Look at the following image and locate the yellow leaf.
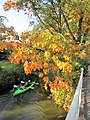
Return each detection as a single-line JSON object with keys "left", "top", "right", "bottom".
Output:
{"left": 44, "top": 51, "right": 50, "bottom": 58}
{"left": 68, "top": 19, "right": 72, "bottom": 23}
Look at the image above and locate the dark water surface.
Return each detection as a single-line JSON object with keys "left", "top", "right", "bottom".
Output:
{"left": 0, "top": 89, "right": 66, "bottom": 120}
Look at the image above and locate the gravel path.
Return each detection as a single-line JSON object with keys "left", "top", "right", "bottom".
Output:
{"left": 79, "top": 65, "right": 90, "bottom": 120}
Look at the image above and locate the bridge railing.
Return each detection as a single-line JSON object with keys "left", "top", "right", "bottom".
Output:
{"left": 65, "top": 68, "right": 84, "bottom": 120}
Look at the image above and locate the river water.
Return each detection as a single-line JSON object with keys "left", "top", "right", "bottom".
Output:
{"left": 0, "top": 88, "right": 66, "bottom": 120}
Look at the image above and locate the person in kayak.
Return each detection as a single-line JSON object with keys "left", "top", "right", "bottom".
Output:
{"left": 13, "top": 85, "right": 18, "bottom": 90}
{"left": 14, "top": 80, "right": 31, "bottom": 90}
{"left": 25, "top": 80, "right": 31, "bottom": 87}
{"left": 20, "top": 81, "right": 25, "bottom": 90}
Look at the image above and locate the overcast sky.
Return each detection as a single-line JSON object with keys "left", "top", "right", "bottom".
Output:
{"left": 0, "top": 0, "right": 33, "bottom": 33}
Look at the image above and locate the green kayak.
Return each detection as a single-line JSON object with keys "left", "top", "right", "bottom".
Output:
{"left": 13, "top": 81, "right": 36, "bottom": 97}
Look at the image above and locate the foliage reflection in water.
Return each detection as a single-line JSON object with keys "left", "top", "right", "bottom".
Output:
{"left": 0, "top": 89, "right": 66, "bottom": 120}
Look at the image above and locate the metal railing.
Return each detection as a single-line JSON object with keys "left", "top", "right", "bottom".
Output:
{"left": 65, "top": 68, "right": 84, "bottom": 120}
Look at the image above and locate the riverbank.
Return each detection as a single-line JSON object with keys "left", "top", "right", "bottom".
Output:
{"left": 0, "top": 61, "right": 21, "bottom": 93}
{"left": 0, "top": 60, "right": 39, "bottom": 94}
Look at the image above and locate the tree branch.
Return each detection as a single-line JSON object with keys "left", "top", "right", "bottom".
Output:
{"left": 30, "top": 1, "right": 54, "bottom": 35}
{"left": 51, "top": 0, "right": 61, "bottom": 33}
{"left": 77, "top": 15, "right": 83, "bottom": 42}
{"left": 82, "top": 27, "right": 89, "bottom": 44}
{"left": 62, "top": 11, "right": 76, "bottom": 40}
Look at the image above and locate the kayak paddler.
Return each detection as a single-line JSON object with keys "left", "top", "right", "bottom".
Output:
{"left": 20, "top": 81, "right": 25, "bottom": 90}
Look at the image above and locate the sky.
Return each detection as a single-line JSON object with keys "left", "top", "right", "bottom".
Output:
{"left": 0, "top": 0, "right": 33, "bottom": 33}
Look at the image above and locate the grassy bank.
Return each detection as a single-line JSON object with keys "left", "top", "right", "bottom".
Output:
{"left": 0, "top": 60, "right": 41, "bottom": 94}
{"left": 0, "top": 60, "right": 20, "bottom": 73}
{"left": 0, "top": 60, "right": 26, "bottom": 94}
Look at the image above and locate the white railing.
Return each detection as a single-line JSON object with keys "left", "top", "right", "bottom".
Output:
{"left": 65, "top": 68, "right": 84, "bottom": 120}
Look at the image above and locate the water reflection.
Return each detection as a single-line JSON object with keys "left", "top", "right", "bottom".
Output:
{"left": 0, "top": 89, "right": 66, "bottom": 120}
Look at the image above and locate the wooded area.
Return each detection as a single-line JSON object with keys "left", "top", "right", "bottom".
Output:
{"left": 0, "top": 0, "right": 90, "bottom": 111}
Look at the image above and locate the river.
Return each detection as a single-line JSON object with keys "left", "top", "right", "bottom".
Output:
{"left": 0, "top": 88, "right": 66, "bottom": 120}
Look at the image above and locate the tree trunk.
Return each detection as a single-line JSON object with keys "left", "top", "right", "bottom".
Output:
{"left": 59, "top": 0, "right": 62, "bottom": 33}
{"left": 77, "top": 15, "right": 83, "bottom": 43}
{"left": 62, "top": 12, "right": 76, "bottom": 40}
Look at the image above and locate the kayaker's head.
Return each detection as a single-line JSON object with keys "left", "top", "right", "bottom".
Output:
{"left": 21, "top": 81, "right": 25, "bottom": 85}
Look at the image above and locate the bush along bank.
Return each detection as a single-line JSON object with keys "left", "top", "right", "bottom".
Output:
{"left": 50, "top": 57, "right": 89, "bottom": 111}
{"left": 0, "top": 61, "right": 44, "bottom": 95}
{"left": 0, "top": 62, "right": 30, "bottom": 94}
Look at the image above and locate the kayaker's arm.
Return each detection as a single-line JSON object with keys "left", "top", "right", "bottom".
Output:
{"left": 25, "top": 80, "right": 31, "bottom": 87}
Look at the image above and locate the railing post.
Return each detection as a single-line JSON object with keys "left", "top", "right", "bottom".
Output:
{"left": 65, "top": 68, "right": 83, "bottom": 120}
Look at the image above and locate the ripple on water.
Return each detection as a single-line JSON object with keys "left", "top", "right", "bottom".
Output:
{"left": 0, "top": 90, "right": 66, "bottom": 120}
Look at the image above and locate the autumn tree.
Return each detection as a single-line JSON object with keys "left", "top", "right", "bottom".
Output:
{"left": 0, "top": 15, "right": 20, "bottom": 59}
{"left": 0, "top": 15, "right": 19, "bottom": 43}
{"left": 3, "top": 0, "right": 90, "bottom": 44}
{"left": 0, "top": 0, "right": 88, "bottom": 110}
{"left": 0, "top": 29, "right": 85, "bottom": 110}
{"left": 0, "top": 0, "right": 89, "bottom": 110}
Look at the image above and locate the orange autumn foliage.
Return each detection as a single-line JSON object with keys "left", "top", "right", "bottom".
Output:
{"left": 39, "top": 72, "right": 43, "bottom": 78}
{"left": 0, "top": 29, "right": 85, "bottom": 111}
{"left": 43, "top": 76, "right": 49, "bottom": 83}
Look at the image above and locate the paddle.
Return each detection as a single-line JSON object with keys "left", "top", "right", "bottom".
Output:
{"left": 35, "top": 83, "right": 39, "bottom": 85}
{"left": 31, "top": 87, "right": 34, "bottom": 89}
{"left": 30, "top": 82, "right": 39, "bottom": 89}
